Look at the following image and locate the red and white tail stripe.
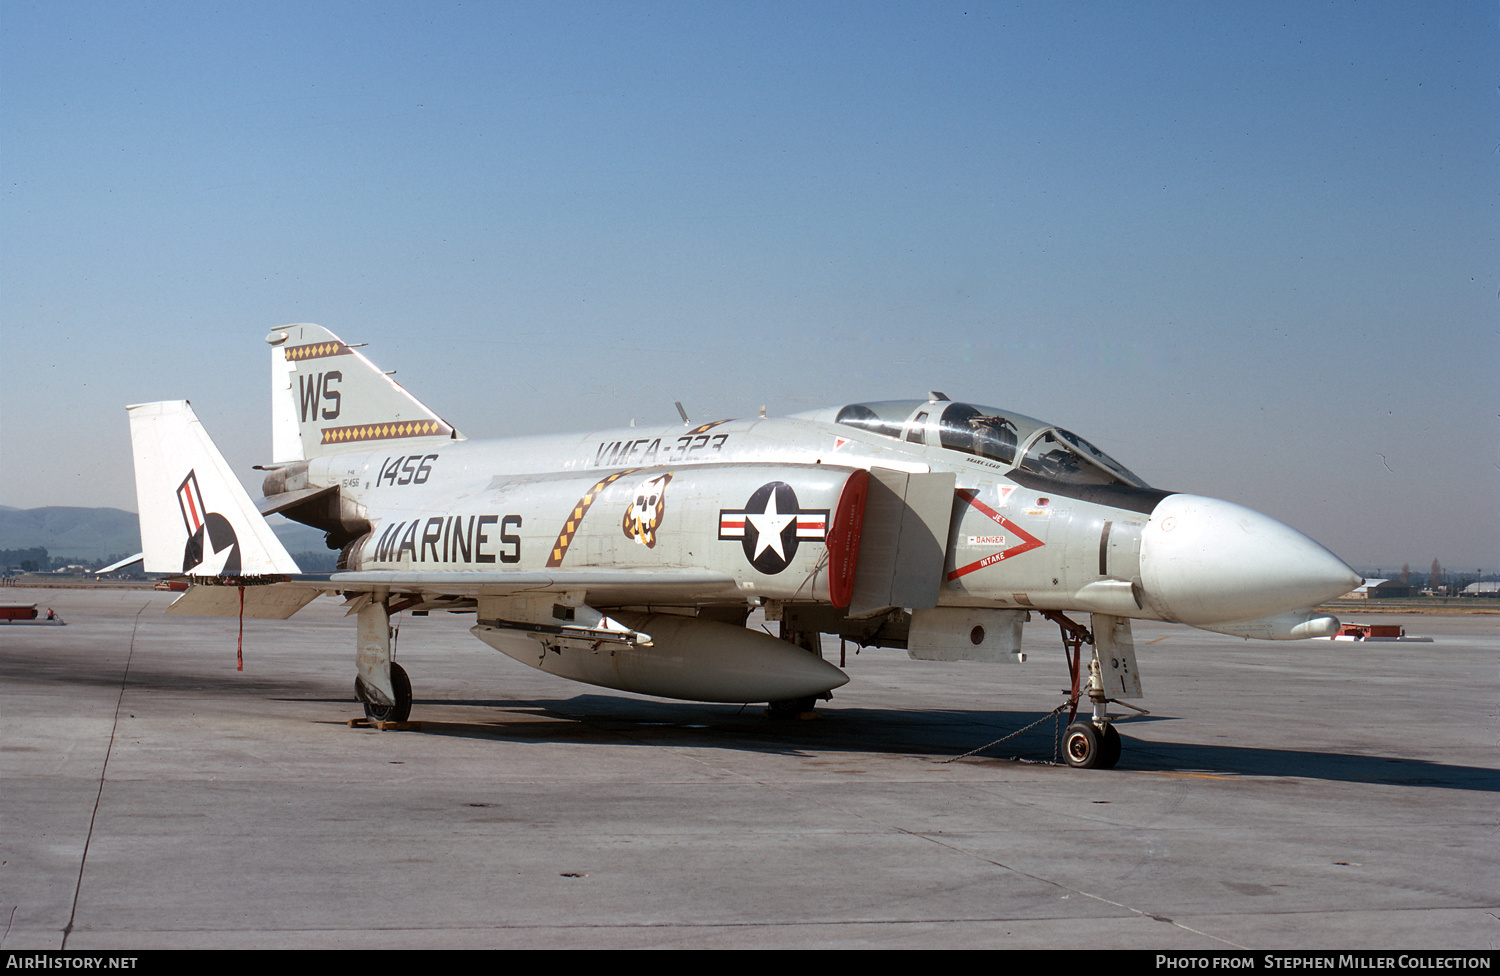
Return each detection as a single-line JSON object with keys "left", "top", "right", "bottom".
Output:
{"left": 177, "top": 471, "right": 205, "bottom": 534}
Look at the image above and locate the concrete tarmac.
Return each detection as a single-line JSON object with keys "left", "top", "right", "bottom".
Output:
{"left": 2, "top": 586, "right": 1495, "bottom": 949}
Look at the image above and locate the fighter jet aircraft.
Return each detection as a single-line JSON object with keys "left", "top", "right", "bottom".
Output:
{"left": 125, "top": 323, "right": 1361, "bottom": 768}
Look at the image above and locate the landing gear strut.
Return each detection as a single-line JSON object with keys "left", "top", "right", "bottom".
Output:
{"left": 354, "top": 596, "right": 414, "bottom": 724}
{"left": 1042, "top": 610, "right": 1124, "bottom": 769}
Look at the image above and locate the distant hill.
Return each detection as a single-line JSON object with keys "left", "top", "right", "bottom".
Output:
{"left": 0, "top": 506, "right": 332, "bottom": 562}
{"left": 0, "top": 507, "right": 142, "bottom": 561}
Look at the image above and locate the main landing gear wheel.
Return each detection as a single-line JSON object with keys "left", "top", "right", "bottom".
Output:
{"left": 766, "top": 695, "right": 817, "bottom": 719}
{"left": 359, "top": 662, "right": 412, "bottom": 723}
{"left": 1064, "top": 721, "right": 1121, "bottom": 770}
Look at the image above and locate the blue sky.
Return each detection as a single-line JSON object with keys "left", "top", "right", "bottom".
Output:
{"left": 3, "top": 1, "right": 1496, "bottom": 571}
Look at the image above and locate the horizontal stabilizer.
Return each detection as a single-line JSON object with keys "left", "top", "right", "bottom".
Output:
{"left": 96, "top": 553, "right": 144, "bottom": 574}
{"left": 165, "top": 582, "right": 323, "bottom": 619}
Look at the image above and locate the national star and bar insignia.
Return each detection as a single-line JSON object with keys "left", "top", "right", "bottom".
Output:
{"left": 718, "top": 482, "right": 828, "bottom": 575}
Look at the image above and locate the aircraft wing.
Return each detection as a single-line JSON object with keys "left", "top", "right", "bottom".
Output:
{"left": 327, "top": 567, "right": 741, "bottom": 604}
{"left": 164, "top": 567, "right": 741, "bottom": 618}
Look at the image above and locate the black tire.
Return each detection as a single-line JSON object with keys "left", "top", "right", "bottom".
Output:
{"left": 362, "top": 662, "right": 412, "bottom": 723}
{"left": 766, "top": 695, "right": 816, "bottom": 719}
{"left": 1098, "top": 723, "right": 1122, "bottom": 769}
{"left": 1064, "top": 721, "right": 1103, "bottom": 768}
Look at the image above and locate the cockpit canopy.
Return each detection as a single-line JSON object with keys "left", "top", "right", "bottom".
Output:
{"left": 834, "top": 398, "right": 1148, "bottom": 489}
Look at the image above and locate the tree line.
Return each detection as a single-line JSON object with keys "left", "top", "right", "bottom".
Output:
{"left": 2, "top": 547, "right": 338, "bottom": 574}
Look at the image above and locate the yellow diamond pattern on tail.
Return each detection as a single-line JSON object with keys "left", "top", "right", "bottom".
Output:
{"left": 285, "top": 341, "right": 351, "bottom": 361}
{"left": 320, "top": 419, "right": 451, "bottom": 445}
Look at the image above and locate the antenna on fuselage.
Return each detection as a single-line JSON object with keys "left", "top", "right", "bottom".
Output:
{"left": 675, "top": 402, "right": 690, "bottom": 426}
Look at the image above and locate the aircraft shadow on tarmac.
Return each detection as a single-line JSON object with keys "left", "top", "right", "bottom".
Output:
{"left": 316, "top": 692, "right": 1499, "bottom": 793}
{"left": 9, "top": 651, "right": 1491, "bottom": 791}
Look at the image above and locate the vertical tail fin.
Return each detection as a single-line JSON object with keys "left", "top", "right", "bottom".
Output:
{"left": 127, "top": 400, "right": 300, "bottom": 576}
{"left": 267, "top": 323, "right": 462, "bottom": 463}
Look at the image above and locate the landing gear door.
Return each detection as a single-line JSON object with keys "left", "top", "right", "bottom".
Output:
{"left": 1092, "top": 613, "right": 1143, "bottom": 699}
{"left": 847, "top": 468, "right": 957, "bottom": 618}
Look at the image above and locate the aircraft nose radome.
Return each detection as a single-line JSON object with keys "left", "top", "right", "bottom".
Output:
{"left": 1139, "top": 494, "right": 1362, "bottom": 626}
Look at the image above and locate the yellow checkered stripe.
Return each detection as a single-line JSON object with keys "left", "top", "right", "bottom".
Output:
{"left": 546, "top": 469, "right": 638, "bottom": 567}
{"left": 685, "top": 419, "right": 730, "bottom": 435}
{"left": 320, "top": 419, "right": 452, "bottom": 445}
{"left": 284, "top": 341, "right": 352, "bottom": 361}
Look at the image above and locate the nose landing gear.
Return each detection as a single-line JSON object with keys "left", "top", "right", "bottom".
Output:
{"left": 1063, "top": 717, "right": 1122, "bottom": 769}
{"left": 1042, "top": 611, "right": 1141, "bottom": 769}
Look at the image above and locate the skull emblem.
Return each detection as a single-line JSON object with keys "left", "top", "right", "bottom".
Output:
{"left": 622, "top": 473, "right": 673, "bottom": 548}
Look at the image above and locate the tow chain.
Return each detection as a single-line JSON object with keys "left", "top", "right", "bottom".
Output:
{"left": 939, "top": 701, "right": 1074, "bottom": 765}
{"left": 941, "top": 609, "right": 1099, "bottom": 765}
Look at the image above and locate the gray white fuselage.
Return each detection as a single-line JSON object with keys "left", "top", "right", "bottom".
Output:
{"left": 293, "top": 409, "right": 1357, "bottom": 632}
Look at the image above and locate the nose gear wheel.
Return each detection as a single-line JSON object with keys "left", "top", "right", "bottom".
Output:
{"left": 1042, "top": 611, "right": 1122, "bottom": 769}
{"left": 1063, "top": 720, "right": 1121, "bottom": 769}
